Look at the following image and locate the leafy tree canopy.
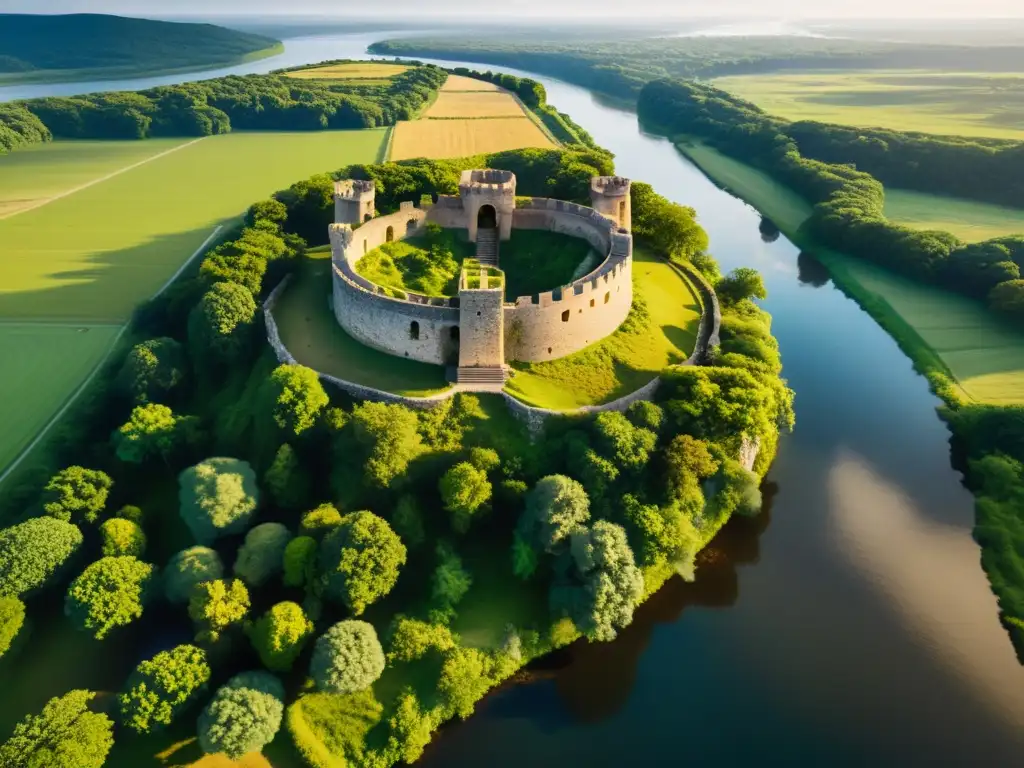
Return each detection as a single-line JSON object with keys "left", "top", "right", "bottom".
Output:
{"left": 0, "top": 690, "right": 113, "bottom": 768}
{"left": 262, "top": 364, "right": 329, "bottom": 437}
{"left": 65, "top": 556, "right": 157, "bottom": 640}
{"left": 249, "top": 601, "right": 315, "bottom": 672}
{"left": 42, "top": 466, "right": 112, "bottom": 524}
{"left": 439, "top": 462, "right": 492, "bottom": 534}
{"left": 233, "top": 522, "right": 293, "bottom": 588}
{"left": 188, "top": 578, "right": 250, "bottom": 643}
{"left": 99, "top": 518, "right": 147, "bottom": 558}
{"left": 310, "top": 620, "right": 386, "bottom": 695}
{"left": 197, "top": 671, "right": 285, "bottom": 759}
{"left": 119, "top": 645, "right": 211, "bottom": 734}
{"left": 319, "top": 511, "right": 407, "bottom": 615}
{"left": 163, "top": 546, "right": 223, "bottom": 604}
{"left": 0, "top": 517, "right": 83, "bottom": 598}
{"left": 178, "top": 457, "right": 259, "bottom": 544}
{"left": 117, "top": 337, "right": 186, "bottom": 404}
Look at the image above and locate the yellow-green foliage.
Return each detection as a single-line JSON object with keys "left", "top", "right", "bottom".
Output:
{"left": 286, "top": 689, "right": 383, "bottom": 768}
{"left": 99, "top": 518, "right": 146, "bottom": 557}
{"left": 249, "top": 602, "right": 315, "bottom": 672}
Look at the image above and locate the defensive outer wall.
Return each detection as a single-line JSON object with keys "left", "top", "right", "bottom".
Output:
{"left": 328, "top": 170, "right": 635, "bottom": 371}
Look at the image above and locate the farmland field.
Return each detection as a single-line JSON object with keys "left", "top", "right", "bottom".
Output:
{"left": 390, "top": 117, "right": 555, "bottom": 160}
{"left": 284, "top": 61, "right": 410, "bottom": 80}
{"left": 712, "top": 70, "right": 1024, "bottom": 140}
{"left": 505, "top": 249, "right": 702, "bottom": 410}
{"left": 0, "top": 323, "right": 122, "bottom": 470}
{"left": 424, "top": 91, "right": 527, "bottom": 119}
{"left": 441, "top": 74, "right": 503, "bottom": 92}
{"left": 884, "top": 188, "right": 1024, "bottom": 242}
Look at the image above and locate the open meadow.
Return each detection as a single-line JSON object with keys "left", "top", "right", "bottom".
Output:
{"left": 283, "top": 61, "right": 411, "bottom": 80}
{"left": 712, "top": 70, "right": 1024, "bottom": 140}
{"left": 390, "top": 117, "right": 554, "bottom": 160}
{"left": 505, "top": 249, "right": 702, "bottom": 410}
{"left": 884, "top": 188, "right": 1024, "bottom": 242}
{"left": 0, "top": 129, "right": 387, "bottom": 479}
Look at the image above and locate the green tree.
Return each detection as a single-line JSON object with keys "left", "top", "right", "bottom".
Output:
{"left": 391, "top": 494, "right": 425, "bottom": 550}
{"left": 989, "top": 279, "right": 1024, "bottom": 321}
{"left": 117, "top": 337, "right": 186, "bottom": 404}
{"left": 247, "top": 198, "right": 288, "bottom": 227}
{"left": 717, "top": 266, "right": 767, "bottom": 306}
{"left": 516, "top": 475, "right": 591, "bottom": 556}
{"left": 197, "top": 671, "right": 285, "bottom": 759}
{"left": 310, "top": 620, "right": 385, "bottom": 694}
{"left": 0, "top": 596, "right": 25, "bottom": 659}
{"left": 188, "top": 281, "right": 257, "bottom": 363}
{"left": 233, "top": 522, "right": 293, "bottom": 587}
{"left": 593, "top": 411, "right": 657, "bottom": 472}
{"left": 114, "top": 504, "right": 144, "bottom": 524}
{"left": 188, "top": 578, "right": 250, "bottom": 643}
{"left": 383, "top": 690, "right": 433, "bottom": 765}
{"left": 664, "top": 434, "right": 719, "bottom": 502}
{"left": 41, "top": 466, "right": 112, "bottom": 524}
{"left": 439, "top": 462, "right": 492, "bottom": 533}
{"left": 349, "top": 401, "right": 422, "bottom": 488}
{"left": 99, "top": 518, "right": 147, "bottom": 557}
{"left": 264, "top": 444, "right": 311, "bottom": 510}
{"left": 282, "top": 536, "right": 317, "bottom": 589}
{"left": 65, "top": 556, "right": 156, "bottom": 640}
{"left": 626, "top": 401, "right": 664, "bottom": 432}
{"left": 437, "top": 646, "right": 491, "bottom": 720}
{"left": 298, "top": 503, "right": 343, "bottom": 539}
{"left": 163, "top": 546, "right": 223, "bottom": 604}
{"left": 319, "top": 511, "right": 407, "bottom": 615}
{"left": 0, "top": 690, "right": 113, "bottom": 768}
{"left": 263, "top": 364, "right": 329, "bottom": 437}
{"left": 386, "top": 616, "right": 456, "bottom": 663}
{"left": 467, "top": 446, "right": 500, "bottom": 472}
{"left": 551, "top": 520, "right": 643, "bottom": 642}
{"left": 0, "top": 518, "right": 83, "bottom": 598}
{"left": 113, "top": 404, "right": 199, "bottom": 464}
{"left": 120, "top": 645, "right": 211, "bottom": 734}
{"left": 178, "top": 457, "right": 259, "bottom": 544}
{"left": 431, "top": 543, "right": 472, "bottom": 617}
{"left": 249, "top": 601, "right": 315, "bottom": 672}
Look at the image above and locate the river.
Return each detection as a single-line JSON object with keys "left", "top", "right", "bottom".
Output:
{"left": 6, "top": 32, "right": 1024, "bottom": 766}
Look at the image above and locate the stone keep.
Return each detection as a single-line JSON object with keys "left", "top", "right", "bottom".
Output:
{"left": 334, "top": 179, "right": 376, "bottom": 225}
{"left": 460, "top": 169, "right": 515, "bottom": 242}
{"left": 590, "top": 176, "right": 632, "bottom": 230}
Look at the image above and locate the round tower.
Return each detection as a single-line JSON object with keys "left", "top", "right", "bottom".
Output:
{"left": 590, "top": 176, "right": 632, "bottom": 231}
{"left": 459, "top": 169, "right": 516, "bottom": 242}
{"left": 334, "top": 179, "right": 376, "bottom": 225}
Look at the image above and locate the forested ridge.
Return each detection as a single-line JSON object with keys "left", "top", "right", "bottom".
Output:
{"left": 0, "top": 139, "right": 792, "bottom": 765}
{"left": 0, "top": 14, "right": 280, "bottom": 78}
{"left": 0, "top": 62, "right": 448, "bottom": 155}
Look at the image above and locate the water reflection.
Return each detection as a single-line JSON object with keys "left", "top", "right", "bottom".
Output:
{"left": 797, "top": 251, "right": 831, "bottom": 287}
{"left": 759, "top": 216, "right": 781, "bottom": 243}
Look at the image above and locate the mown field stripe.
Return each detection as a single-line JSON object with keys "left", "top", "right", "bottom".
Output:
{"left": 0, "top": 137, "right": 207, "bottom": 222}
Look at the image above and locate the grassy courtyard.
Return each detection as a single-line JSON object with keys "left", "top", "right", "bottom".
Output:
{"left": 884, "top": 188, "right": 1024, "bottom": 243}
{"left": 273, "top": 250, "right": 451, "bottom": 397}
{"left": 712, "top": 69, "right": 1024, "bottom": 140}
{"left": 505, "top": 248, "right": 703, "bottom": 410}
{"left": 355, "top": 231, "right": 476, "bottom": 298}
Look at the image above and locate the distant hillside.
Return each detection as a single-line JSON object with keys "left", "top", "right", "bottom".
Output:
{"left": 0, "top": 14, "right": 282, "bottom": 83}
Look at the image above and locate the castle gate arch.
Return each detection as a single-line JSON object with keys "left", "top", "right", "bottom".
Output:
{"left": 477, "top": 204, "right": 497, "bottom": 230}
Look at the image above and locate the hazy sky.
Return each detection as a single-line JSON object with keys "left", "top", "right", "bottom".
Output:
{"left": 2, "top": 0, "right": 1023, "bottom": 19}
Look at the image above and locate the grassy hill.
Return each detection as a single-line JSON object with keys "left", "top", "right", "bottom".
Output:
{"left": 0, "top": 13, "right": 282, "bottom": 84}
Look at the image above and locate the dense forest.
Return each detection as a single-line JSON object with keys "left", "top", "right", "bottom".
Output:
{"left": 0, "top": 141, "right": 792, "bottom": 765}
{"left": 0, "top": 14, "right": 281, "bottom": 80}
{"left": 369, "top": 36, "right": 1024, "bottom": 100}
{"left": 636, "top": 77, "right": 1024, "bottom": 657}
{"left": 0, "top": 63, "right": 448, "bottom": 155}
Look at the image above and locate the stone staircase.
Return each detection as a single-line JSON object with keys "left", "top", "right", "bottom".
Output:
{"left": 475, "top": 227, "right": 499, "bottom": 267}
{"left": 457, "top": 366, "right": 507, "bottom": 387}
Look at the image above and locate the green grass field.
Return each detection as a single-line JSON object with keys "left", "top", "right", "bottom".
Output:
{"left": 0, "top": 129, "right": 387, "bottom": 480}
{"left": 500, "top": 229, "right": 594, "bottom": 300}
{"left": 713, "top": 69, "right": 1024, "bottom": 141}
{"left": 675, "top": 138, "right": 1024, "bottom": 406}
{"left": 505, "top": 248, "right": 702, "bottom": 410}
{"left": 274, "top": 251, "right": 451, "bottom": 397}
{"left": 884, "top": 188, "right": 1024, "bottom": 242}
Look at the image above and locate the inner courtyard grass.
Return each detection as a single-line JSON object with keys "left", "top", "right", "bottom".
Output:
{"left": 284, "top": 62, "right": 410, "bottom": 80}
{"left": 355, "top": 232, "right": 476, "bottom": 297}
{"left": 884, "top": 188, "right": 1024, "bottom": 242}
{"left": 273, "top": 251, "right": 450, "bottom": 397}
{"left": 500, "top": 229, "right": 595, "bottom": 300}
{"left": 712, "top": 69, "right": 1024, "bottom": 140}
{"left": 0, "top": 323, "right": 122, "bottom": 471}
{"left": 505, "top": 248, "right": 702, "bottom": 410}
{"left": 0, "top": 138, "right": 192, "bottom": 218}
{"left": 389, "top": 117, "right": 555, "bottom": 161}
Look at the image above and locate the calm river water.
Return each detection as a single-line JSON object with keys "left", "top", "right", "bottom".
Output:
{"left": 5, "top": 32, "right": 1024, "bottom": 767}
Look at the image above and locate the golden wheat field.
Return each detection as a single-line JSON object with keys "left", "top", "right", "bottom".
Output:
{"left": 285, "top": 62, "right": 410, "bottom": 80}
{"left": 390, "top": 117, "right": 556, "bottom": 160}
{"left": 425, "top": 91, "right": 527, "bottom": 119}
{"left": 441, "top": 74, "right": 504, "bottom": 92}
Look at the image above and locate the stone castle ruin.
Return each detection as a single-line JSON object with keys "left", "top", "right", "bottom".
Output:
{"left": 329, "top": 170, "right": 634, "bottom": 385}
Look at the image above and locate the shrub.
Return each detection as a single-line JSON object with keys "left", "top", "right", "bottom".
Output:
{"left": 716, "top": 266, "right": 767, "bottom": 306}
{"left": 319, "top": 511, "right": 406, "bottom": 615}
{"left": 65, "top": 556, "right": 157, "bottom": 640}
{"left": 262, "top": 364, "right": 329, "bottom": 436}
{"left": 383, "top": 689, "right": 433, "bottom": 764}
{"left": 310, "top": 620, "right": 385, "bottom": 694}
{"left": 439, "top": 462, "right": 491, "bottom": 534}
{"left": 282, "top": 536, "right": 317, "bottom": 589}
{"left": 516, "top": 475, "right": 590, "bottom": 556}
{"left": 163, "top": 546, "right": 224, "bottom": 604}
{"left": 117, "top": 336, "right": 187, "bottom": 404}
{"left": 178, "top": 457, "right": 259, "bottom": 544}
{"left": 197, "top": 671, "right": 285, "bottom": 759}
{"left": 249, "top": 601, "right": 315, "bottom": 672}
{"left": 265, "top": 444, "right": 311, "bottom": 510}
{"left": 113, "top": 403, "right": 199, "bottom": 464}
{"left": 431, "top": 544, "right": 472, "bottom": 615}
{"left": 299, "top": 503, "right": 343, "bottom": 538}
{"left": 0, "top": 690, "right": 113, "bottom": 768}
{"left": 437, "top": 646, "right": 491, "bottom": 720}
{"left": 188, "top": 579, "right": 250, "bottom": 643}
{"left": 467, "top": 446, "right": 500, "bottom": 472}
{"left": 99, "top": 518, "right": 147, "bottom": 557}
{"left": 0, "top": 596, "right": 25, "bottom": 659}
{"left": 0, "top": 517, "right": 83, "bottom": 598}
{"left": 387, "top": 616, "right": 455, "bottom": 663}
{"left": 234, "top": 522, "right": 293, "bottom": 587}
{"left": 114, "top": 505, "right": 145, "bottom": 524}
{"left": 41, "top": 466, "right": 112, "bottom": 524}
{"left": 120, "top": 645, "right": 211, "bottom": 734}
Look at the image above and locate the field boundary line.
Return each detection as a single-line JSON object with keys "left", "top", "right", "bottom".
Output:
{"left": 0, "top": 137, "right": 208, "bottom": 222}
{"left": 0, "top": 223, "right": 222, "bottom": 488}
